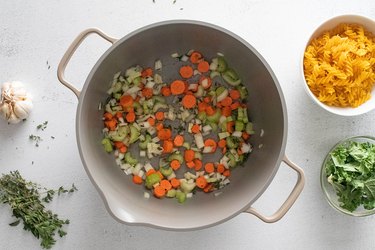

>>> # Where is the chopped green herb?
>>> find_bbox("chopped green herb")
[37,121,48,131]
[0,171,77,249]
[325,140,375,212]
[29,134,42,147]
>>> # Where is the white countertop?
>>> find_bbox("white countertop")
[1,1,375,249]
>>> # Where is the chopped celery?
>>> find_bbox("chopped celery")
[101,138,113,153]
[237,107,244,121]
[197,112,207,122]
[237,86,248,100]
[108,126,129,141]
[166,189,177,198]
[180,179,196,193]
[176,191,187,203]
[145,173,161,189]
[215,86,226,96]
[207,109,221,123]
[160,166,173,177]
[222,68,241,86]
[246,122,255,135]
[226,136,238,149]
[112,81,122,93]
[124,152,138,166]
[227,153,237,168]
[235,121,244,132]
[243,108,249,123]
[129,125,140,143]
[133,76,142,86]
[139,134,151,150]
[152,102,167,113]
[217,56,228,72]
[152,96,166,104]
[113,93,122,100]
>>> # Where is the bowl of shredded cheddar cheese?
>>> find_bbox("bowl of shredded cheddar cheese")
[302,15,375,116]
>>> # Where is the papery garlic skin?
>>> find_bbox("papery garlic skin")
[0,81,33,124]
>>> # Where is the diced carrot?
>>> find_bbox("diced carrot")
[125,111,136,123]
[173,135,184,147]
[222,147,227,154]
[170,159,181,171]
[182,94,197,109]
[156,122,164,131]
[237,148,243,155]
[158,129,171,141]
[103,112,113,120]
[162,140,174,153]
[203,96,211,103]
[216,102,222,108]
[156,171,164,180]
[223,170,231,177]
[170,80,186,95]
[184,149,195,162]
[220,97,233,107]
[155,111,164,121]
[147,117,155,126]
[216,164,225,174]
[205,106,215,116]
[114,141,125,149]
[218,139,227,148]
[191,124,200,134]
[198,101,209,112]
[120,95,134,108]
[190,51,203,64]
[115,112,123,119]
[160,179,172,191]
[221,106,232,117]
[179,65,194,79]
[157,128,172,140]
[186,161,195,169]
[230,89,241,100]
[227,121,235,133]
[203,183,214,193]
[141,67,153,78]
[196,176,208,189]
[132,175,143,185]
[119,146,127,153]
[204,162,215,173]
[105,119,117,131]
[230,102,240,110]
[194,159,203,171]
[153,185,166,198]
[242,132,250,140]
[146,169,156,176]
[142,87,153,99]
[171,178,180,188]
[197,60,210,73]
[161,86,172,97]
[204,138,217,153]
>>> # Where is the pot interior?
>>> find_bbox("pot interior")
[77,21,287,230]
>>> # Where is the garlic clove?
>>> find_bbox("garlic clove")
[13,99,33,119]
[7,112,21,124]
[0,103,11,120]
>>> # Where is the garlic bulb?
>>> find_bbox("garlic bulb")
[0,81,33,124]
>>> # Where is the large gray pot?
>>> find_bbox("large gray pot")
[57,20,305,230]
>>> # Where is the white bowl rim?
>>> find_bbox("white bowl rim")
[301,14,375,116]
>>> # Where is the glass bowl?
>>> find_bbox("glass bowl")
[321,136,375,216]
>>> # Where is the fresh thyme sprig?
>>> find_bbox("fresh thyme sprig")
[0,171,77,249]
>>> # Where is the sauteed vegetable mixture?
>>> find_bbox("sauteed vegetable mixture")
[101,50,253,203]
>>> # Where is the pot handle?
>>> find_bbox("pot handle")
[245,155,305,223]
[57,28,118,98]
